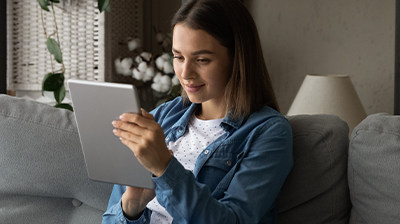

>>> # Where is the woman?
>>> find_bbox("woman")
[103,0,293,223]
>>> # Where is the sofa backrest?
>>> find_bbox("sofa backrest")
[0,95,113,224]
[348,113,400,224]
[277,114,352,224]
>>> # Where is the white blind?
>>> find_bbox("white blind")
[7,0,105,91]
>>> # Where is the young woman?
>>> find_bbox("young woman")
[103,0,293,223]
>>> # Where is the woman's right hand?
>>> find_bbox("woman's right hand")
[121,186,156,220]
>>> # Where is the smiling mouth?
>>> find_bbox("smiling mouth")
[185,84,205,93]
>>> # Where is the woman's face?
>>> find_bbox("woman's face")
[172,23,232,105]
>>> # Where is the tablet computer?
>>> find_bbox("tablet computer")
[68,79,155,189]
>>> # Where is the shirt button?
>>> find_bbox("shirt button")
[179,129,183,132]
[120,219,123,223]
[144,218,146,222]
[227,160,232,166]
[204,150,209,154]
[166,137,170,140]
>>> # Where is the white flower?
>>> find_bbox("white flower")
[115,58,124,74]
[115,57,133,76]
[142,66,155,82]
[151,83,162,92]
[151,73,172,93]
[140,52,152,61]
[121,57,133,69]
[138,61,148,72]
[132,68,144,80]
[128,38,141,51]
[155,57,165,70]
[172,75,180,86]
[161,53,171,60]
[163,61,174,74]
[153,72,162,83]
[135,55,143,64]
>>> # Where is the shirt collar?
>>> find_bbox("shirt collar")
[172,103,245,133]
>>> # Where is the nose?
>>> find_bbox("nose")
[180,61,195,80]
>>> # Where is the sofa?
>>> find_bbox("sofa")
[0,94,399,224]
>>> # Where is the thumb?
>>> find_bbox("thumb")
[141,108,154,120]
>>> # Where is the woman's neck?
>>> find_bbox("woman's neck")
[196,101,226,120]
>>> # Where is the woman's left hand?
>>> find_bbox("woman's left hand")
[112,109,172,177]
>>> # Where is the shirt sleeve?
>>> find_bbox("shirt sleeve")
[152,118,294,224]
[102,185,152,224]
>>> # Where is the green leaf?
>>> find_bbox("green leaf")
[42,73,64,95]
[54,84,66,104]
[152,90,168,98]
[98,0,110,13]
[168,84,181,98]
[47,38,63,63]
[54,103,73,111]
[37,0,50,11]
[49,0,60,3]
[105,3,111,12]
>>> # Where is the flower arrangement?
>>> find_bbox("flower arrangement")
[114,32,181,108]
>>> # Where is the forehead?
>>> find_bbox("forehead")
[172,23,224,53]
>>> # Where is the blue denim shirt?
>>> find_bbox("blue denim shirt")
[102,97,293,224]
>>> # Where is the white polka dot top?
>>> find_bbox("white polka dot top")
[147,113,225,224]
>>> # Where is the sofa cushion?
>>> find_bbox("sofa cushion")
[277,114,351,224]
[0,95,113,224]
[348,113,400,224]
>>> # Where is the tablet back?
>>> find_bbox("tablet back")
[68,79,155,189]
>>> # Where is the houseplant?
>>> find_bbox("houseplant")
[37,0,111,111]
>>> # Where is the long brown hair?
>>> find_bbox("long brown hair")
[171,0,280,119]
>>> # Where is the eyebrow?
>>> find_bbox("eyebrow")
[172,48,214,56]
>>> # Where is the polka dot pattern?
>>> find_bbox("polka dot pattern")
[147,113,225,224]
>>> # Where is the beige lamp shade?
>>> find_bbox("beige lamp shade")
[287,74,367,135]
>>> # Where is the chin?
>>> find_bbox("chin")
[186,94,206,104]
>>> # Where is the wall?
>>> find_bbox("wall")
[143,0,181,54]
[245,0,396,115]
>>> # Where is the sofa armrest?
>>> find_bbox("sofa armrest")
[0,95,113,223]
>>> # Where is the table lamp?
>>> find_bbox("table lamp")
[287,74,367,135]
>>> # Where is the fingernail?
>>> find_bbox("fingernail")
[119,115,124,119]
[113,129,117,133]
[112,121,117,125]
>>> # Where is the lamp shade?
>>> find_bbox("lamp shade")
[287,74,367,135]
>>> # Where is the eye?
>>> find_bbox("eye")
[197,59,209,63]
[173,56,184,61]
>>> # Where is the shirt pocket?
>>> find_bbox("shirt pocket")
[198,152,238,192]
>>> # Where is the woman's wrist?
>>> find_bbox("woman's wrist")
[121,194,146,220]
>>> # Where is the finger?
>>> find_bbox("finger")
[119,113,154,129]
[113,128,141,144]
[141,108,154,120]
[112,120,145,137]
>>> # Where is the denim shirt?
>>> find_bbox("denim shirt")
[102,97,293,224]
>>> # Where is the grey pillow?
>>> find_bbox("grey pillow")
[348,113,400,224]
[277,114,351,224]
[0,95,113,224]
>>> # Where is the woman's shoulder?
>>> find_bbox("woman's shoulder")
[244,106,291,135]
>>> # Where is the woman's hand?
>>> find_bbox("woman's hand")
[121,186,155,220]
[112,109,172,177]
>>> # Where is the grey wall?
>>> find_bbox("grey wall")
[245,0,396,115]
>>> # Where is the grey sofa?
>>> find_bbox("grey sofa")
[0,94,399,224]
